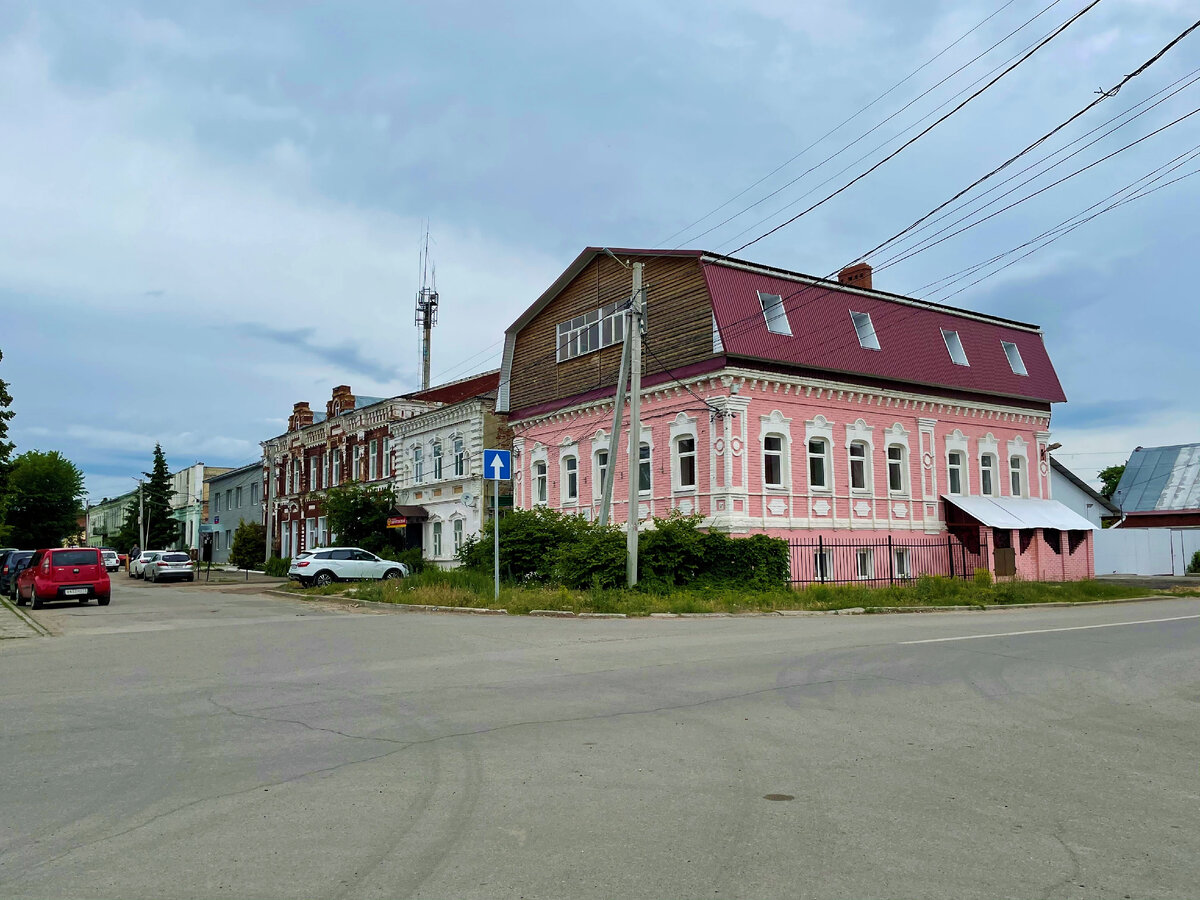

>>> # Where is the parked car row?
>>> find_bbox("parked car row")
[5,547,112,609]
[128,550,195,582]
[287,547,410,587]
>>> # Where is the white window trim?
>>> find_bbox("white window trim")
[1001,340,1028,375]
[432,441,443,480]
[884,423,911,497]
[369,440,379,481]
[805,415,834,493]
[560,448,579,505]
[942,328,970,366]
[845,418,875,494]
[591,429,610,501]
[626,427,655,497]
[856,547,874,580]
[944,429,970,496]
[759,409,792,492]
[670,413,700,494]
[530,444,549,506]
[850,311,881,351]
[1007,436,1029,498]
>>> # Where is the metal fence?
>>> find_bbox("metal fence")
[788,534,989,586]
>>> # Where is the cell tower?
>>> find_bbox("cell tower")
[414,230,439,392]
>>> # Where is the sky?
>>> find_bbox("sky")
[1,0,1196,503]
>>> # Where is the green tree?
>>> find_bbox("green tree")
[115,496,142,553]
[1098,464,1126,501]
[1,450,85,547]
[323,481,404,555]
[0,349,15,502]
[141,444,182,549]
[229,521,266,570]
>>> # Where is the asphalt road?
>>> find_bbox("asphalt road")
[1,579,1197,899]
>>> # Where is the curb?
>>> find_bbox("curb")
[263,589,508,615]
[861,595,1164,615]
[530,609,576,618]
[0,595,52,637]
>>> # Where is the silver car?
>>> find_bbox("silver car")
[288,547,409,587]
[144,551,195,583]
[130,551,162,579]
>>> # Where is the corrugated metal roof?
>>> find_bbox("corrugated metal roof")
[1113,443,1200,512]
[944,496,1097,530]
[704,259,1066,404]
[404,370,499,405]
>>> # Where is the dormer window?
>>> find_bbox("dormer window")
[941,329,969,366]
[1001,341,1027,375]
[850,311,880,350]
[758,291,791,335]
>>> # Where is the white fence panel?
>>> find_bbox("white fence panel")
[1093,528,1200,575]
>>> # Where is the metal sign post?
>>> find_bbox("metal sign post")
[482,449,511,603]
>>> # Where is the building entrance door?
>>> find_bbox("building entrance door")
[993,528,1015,577]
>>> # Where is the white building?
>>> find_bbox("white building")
[170,463,233,550]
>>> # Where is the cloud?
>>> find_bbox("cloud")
[248,324,402,383]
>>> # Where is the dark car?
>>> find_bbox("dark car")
[15,547,111,608]
[1,550,34,597]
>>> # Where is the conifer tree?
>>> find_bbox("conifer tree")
[141,444,182,549]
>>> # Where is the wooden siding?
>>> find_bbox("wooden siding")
[508,255,712,414]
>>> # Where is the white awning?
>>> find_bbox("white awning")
[942,495,1098,531]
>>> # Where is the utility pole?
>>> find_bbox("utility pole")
[626,262,644,587]
[265,454,274,562]
[597,319,632,528]
[138,481,146,551]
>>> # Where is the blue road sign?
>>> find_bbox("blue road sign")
[483,448,511,480]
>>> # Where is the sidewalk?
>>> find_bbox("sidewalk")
[0,596,51,639]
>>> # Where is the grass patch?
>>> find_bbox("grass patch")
[280,569,1188,616]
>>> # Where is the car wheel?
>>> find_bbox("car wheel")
[78,597,89,605]
[31,593,43,609]
[313,571,336,587]
[98,597,110,606]
[383,568,402,580]
[148,570,156,583]
[15,588,25,606]
[187,576,194,583]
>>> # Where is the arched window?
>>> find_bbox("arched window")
[431,521,443,557]
[413,446,424,483]
[562,455,578,502]
[849,441,870,491]
[638,443,652,494]
[1010,455,1025,497]
[452,518,464,553]
[595,449,609,498]
[807,439,830,490]
[948,450,965,495]
[432,442,443,480]
[764,435,784,487]
[676,437,697,489]
[453,437,465,476]
[887,444,906,494]
[980,453,997,496]
[534,461,548,504]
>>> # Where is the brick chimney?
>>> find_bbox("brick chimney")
[837,262,873,291]
[288,402,314,432]
[327,385,355,418]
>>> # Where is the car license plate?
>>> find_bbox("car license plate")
[64,588,88,596]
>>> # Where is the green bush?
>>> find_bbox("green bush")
[553,525,627,589]
[973,567,993,587]
[228,521,266,570]
[460,507,591,582]
[263,556,291,577]
[395,547,425,575]
[1188,551,1200,575]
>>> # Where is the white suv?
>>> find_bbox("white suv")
[288,547,410,587]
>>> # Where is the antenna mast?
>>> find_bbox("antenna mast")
[414,229,439,391]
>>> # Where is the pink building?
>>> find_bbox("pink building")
[497,249,1095,583]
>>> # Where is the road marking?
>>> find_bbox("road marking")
[900,614,1200,645]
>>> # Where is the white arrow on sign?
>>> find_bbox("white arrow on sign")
[490,455,504,478]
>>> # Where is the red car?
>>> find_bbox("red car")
[15,547,111,609]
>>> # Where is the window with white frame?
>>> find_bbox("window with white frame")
[942,328,970,366]
[947,450,966,495]
[856,548,874,580]
[214,494,221,513]
[413,446,424,483]
[235,486,243,507]
[758,291,792,335]
[353,446,362,481]
[432,442,443,480]
[980,453,997,496]
[556,300,626,362]
[850,311,881,350]
[453,518,463,554]
[382,439,390,476]
[369,441,378,480]
[764,435,784,487]
[1010,455,1025,497]
[814,549,833,581]
[250,482,259,505]
[562,455,578,502]
[1001,341,1028,375]
[849,441,870,491]
[676,437,697,489]
[534,461,548,504]
[808,439,829,490]
[887,445,906,493]
[638,443,651,494]
[893,548,911,578]
[332,450,341,485]
[322,451,330,487]
[453,437,465,477]
[432,521,442,557]
[595,449,609,497]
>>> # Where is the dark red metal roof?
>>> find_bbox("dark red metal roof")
[404,370,499,405]
[703,260,1066,404]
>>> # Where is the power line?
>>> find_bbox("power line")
[729,0,1106,255]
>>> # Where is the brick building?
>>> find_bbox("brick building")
[498,248,1095,583]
